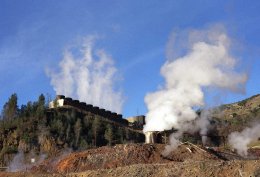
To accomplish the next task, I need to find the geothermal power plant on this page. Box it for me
[49,95,172,144]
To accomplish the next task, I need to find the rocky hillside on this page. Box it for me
[0,93,260,173]
[0,94,144,167]
[32,143,220,173]
[1,143,260,176]
[212,94,260,120]
[207,94,260,142]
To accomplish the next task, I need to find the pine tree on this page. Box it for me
[66,124,71,141]
[92,116,101,147]
[36,94,46,118]
[117,127,124,144]
[74,118,82,147]
[105,124,114,146]
[2,93,18,120]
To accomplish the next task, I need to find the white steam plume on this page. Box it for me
[8,150,46,172]
[47,36,123,113]
[143,25,247,154]
[228,123,260,156]
[8,150,26,172]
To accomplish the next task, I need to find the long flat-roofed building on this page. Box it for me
[49,95,125,124]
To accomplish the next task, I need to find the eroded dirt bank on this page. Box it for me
[1,143,260,176]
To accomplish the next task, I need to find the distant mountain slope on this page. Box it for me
[212,94,260,120]
[205,94,260,144]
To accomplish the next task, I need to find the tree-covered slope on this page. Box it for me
[0,94,144,166]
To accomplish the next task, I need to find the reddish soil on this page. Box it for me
[2,143,260,176]
[33,143,232,173]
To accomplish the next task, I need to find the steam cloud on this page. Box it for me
[228,123,260,156]
[8,150,46,172]
[143,25,247,154]
[47,36,123,113]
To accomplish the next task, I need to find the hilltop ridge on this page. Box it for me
[0,93,260,176]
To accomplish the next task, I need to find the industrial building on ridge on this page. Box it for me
[49,95,228,145]
[49,95,123,118]
[49,95,175,144]
[49,95,146,130]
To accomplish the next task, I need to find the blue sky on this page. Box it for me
[0,0,259,117]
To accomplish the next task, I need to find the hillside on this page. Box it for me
[0,94,144,167]
[174,94,260,147]
[0,94,260,176]
[1,143,260,176]
[212,94,260,120]
[208,94,260,144]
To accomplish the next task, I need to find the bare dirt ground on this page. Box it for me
[1,143,260,177]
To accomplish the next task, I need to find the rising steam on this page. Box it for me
[8,150,46,172]
[228,123,260,156]
[47,36,123,113]
[143,25,247,154]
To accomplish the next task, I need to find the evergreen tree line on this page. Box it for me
[0,93,144,165]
